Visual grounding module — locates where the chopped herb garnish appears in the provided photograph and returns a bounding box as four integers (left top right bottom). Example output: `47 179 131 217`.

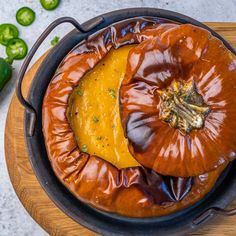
96 136 102 140
77 90 83 96
108 88 116 99
112 124 116 129
81 144 88 152
92 116 99 123
51 36 60 46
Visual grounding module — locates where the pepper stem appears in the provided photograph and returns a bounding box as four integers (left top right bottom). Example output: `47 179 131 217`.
5 56 14 65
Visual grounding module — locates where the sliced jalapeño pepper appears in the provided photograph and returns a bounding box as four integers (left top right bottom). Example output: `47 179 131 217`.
16 7 36 26
0 58 12 91
6 38 28 60
0 24 19 46
40 0 60 11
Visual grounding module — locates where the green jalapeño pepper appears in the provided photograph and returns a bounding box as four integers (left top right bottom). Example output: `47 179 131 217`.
6 38 28 60
16 7 36 26
40 0 60 11
0 58 12 91
0 24 19 46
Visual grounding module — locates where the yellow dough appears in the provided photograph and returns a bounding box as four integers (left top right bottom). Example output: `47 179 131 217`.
68 45 140 168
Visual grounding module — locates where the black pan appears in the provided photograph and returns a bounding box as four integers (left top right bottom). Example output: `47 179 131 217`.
16 8 236 235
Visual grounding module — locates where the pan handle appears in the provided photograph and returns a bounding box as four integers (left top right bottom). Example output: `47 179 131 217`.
193 207 236 225
16 16 104 136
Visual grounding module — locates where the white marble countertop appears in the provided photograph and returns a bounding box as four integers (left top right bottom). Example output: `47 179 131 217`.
1 0 236 235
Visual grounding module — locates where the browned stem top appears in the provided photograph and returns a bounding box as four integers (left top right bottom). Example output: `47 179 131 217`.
158 80 210 134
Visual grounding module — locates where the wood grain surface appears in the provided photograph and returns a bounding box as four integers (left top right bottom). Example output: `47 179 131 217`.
4 23 236 236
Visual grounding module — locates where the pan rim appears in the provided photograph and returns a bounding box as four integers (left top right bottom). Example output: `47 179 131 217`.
24 8 236 236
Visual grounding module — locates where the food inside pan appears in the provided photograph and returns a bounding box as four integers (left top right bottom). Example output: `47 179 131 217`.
42 17 236 217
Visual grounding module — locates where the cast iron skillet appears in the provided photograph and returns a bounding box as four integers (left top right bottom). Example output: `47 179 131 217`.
16 8 236 235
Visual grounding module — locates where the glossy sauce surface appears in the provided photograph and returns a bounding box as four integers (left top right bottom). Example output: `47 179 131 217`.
68 45 139 168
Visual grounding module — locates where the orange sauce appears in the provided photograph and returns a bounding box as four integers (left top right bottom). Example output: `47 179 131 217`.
68 45 139 168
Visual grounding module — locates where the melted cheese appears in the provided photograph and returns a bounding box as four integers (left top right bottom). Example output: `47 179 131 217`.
68 45 140 168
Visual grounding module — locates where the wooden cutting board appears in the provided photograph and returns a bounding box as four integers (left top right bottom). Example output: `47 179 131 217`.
4 23 236 236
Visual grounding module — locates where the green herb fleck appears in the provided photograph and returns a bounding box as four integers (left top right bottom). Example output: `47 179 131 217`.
112 124 116 129
93 116 99 123
108 88 116 99
51 36 60 46
81 144 88 152
96 136 103 140
77 90 83 96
